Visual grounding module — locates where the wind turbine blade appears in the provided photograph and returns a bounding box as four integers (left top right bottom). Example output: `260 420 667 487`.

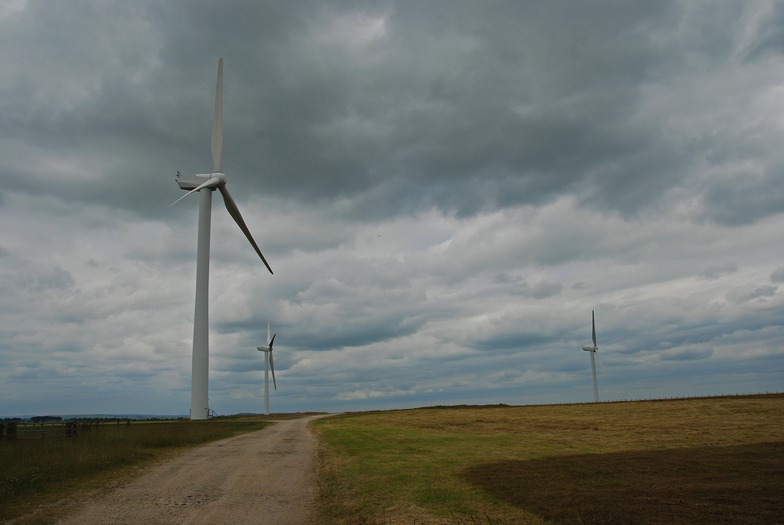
596 349 607 376
269 333 276 349
269 351 277 390
211 57 223 173
591 310 597 348
218 186 273 274
169 176 222 207
267 323 271 346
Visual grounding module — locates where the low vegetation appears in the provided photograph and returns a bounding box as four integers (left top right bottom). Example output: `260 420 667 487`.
0 416 271 522
313 394 784 524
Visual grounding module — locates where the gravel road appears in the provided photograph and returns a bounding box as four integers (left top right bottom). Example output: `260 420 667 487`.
55 415 327 525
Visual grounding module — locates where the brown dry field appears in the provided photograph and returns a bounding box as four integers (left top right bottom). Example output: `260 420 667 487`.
314 394 784 524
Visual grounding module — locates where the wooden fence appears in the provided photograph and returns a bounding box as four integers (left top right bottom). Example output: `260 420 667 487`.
0 418 134 440
0 421 78 440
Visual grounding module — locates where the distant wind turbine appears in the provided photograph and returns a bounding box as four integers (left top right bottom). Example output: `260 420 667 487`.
582 310 606 402
257 323 277 416
172 58 273 420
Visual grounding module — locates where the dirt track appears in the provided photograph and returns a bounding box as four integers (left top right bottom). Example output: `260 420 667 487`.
55 415 327 525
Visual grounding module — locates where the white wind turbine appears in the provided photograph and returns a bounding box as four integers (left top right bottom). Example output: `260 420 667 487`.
172 58 273 420
257 323 277 416
581 309 606 402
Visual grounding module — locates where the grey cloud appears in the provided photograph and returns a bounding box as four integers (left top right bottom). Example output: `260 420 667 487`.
3 1 784 417
524 280 563 299
659 347 714 362
699 262 738 281
699 167 784 227
30 265 74 291
490 274 562 299
5 1 780 226
726 284 777 304
738 1 784 62
471 331 557 353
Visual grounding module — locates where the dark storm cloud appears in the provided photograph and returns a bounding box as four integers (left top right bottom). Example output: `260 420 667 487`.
238 0 682 218
7 0 775 222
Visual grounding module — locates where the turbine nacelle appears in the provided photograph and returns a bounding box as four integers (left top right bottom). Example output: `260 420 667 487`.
176 175 206 191
172 172 228 204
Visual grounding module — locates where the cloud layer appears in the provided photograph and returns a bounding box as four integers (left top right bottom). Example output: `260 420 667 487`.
1 1 782 416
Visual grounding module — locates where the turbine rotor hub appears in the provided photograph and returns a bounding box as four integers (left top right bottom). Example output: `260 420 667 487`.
211 171 226 186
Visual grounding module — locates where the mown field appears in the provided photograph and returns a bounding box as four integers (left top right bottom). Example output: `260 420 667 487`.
312 394 784 524
0 415 273 523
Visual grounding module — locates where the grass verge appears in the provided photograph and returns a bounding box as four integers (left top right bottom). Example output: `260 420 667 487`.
313 394 784 524
0 416 272 522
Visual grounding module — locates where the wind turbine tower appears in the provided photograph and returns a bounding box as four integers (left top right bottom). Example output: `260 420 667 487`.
257 323 277 415
582 310 606 402
172 58 273 419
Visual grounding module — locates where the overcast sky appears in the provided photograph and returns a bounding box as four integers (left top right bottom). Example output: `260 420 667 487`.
1 0 783 417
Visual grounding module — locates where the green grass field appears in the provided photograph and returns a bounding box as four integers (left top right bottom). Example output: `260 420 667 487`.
312 394 784 524
0 416 271 522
